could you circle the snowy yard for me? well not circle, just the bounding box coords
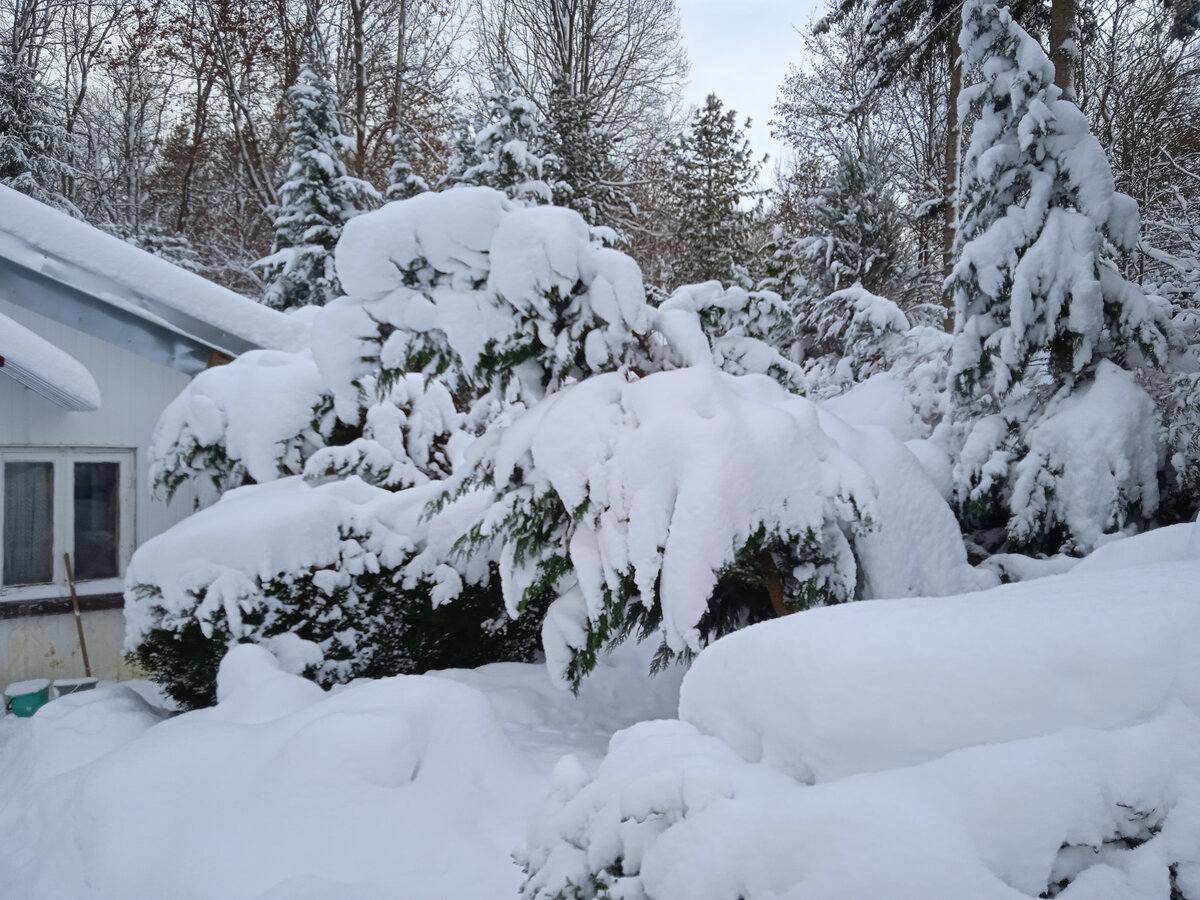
[2,527,1198,899]
[4,0,1200,896]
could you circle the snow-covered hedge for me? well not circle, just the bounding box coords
[125,477,543,707]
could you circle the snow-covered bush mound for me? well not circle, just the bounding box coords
[322,186,651,414]
[123,476,538,707]
[456,365,987,687]
[797,293,954,443]
[678,555,1200,782]
[522,550,1200,900]
[800,285,910,378]
[522,707,1200,900]
[651,281,805,389]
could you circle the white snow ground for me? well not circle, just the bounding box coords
[1,525,1196,900]
[0,641,684,900]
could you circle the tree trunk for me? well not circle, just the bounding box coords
[757,551,789,618]
[1050,0,1077,101]
[351,0,367,176]
[942,28,962,318]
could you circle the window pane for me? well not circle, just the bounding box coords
[74,462,119,580]
[4,462,54,585]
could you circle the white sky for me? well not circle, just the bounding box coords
[676,0,826,173]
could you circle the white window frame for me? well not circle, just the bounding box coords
[0,447,136,601]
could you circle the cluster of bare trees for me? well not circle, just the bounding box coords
[1,0,688,294]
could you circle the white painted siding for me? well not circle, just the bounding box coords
[0,610,139,685]
[0,296,200,686]
[0,295,198,548]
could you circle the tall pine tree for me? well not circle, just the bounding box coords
[668,94,760,286]
[0,49,68,209]
[949,0,1167,553]
[385,123,429,201]
[258,47,378,310]
[800,140,909,300]
[543,75,630,234]
[949,0,1163,406]
[458,72,551,206]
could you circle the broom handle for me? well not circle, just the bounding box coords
[63,553,92,678]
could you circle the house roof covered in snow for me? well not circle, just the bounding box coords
[0,309,101,410]
[0,186,307,374]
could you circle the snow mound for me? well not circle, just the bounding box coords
[0,649,543,899]
[0,641,683,900]
[1073,521,1198,574]
[522,707,1200,900]
[522,556,1200,900]
[678,559,1200,783]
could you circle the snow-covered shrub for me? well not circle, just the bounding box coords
[798,284,912,383]
[133,188,656,700]
[956,363,1164,556]
[521,553,1200,900]
[125,479,545,708]
[1005,362,1162,552]
[946,0,1168,554]
[650,281,805,390]
[149,350,334,505]
[1156,371,1200,523]
[450,366,985,689]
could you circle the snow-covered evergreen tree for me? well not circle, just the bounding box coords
[0,49,68,209]
[948,0,1168,554]
[385,123,429,201]
[800,140,910,300]
[543,75,629,233]
[457,72,551,205]
[668,94,760,287]
[257,47,378,310]
[437,115,484,190]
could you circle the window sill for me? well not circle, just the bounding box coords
[0,592,124,620]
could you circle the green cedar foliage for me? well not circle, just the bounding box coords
[668,94,761,287]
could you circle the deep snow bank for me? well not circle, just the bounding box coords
[0,642,682,900]
[522,536,1200,900]
[679,554,1200,783]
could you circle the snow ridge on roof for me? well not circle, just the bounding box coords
[0,186,307,355]
[0,309,101,410]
